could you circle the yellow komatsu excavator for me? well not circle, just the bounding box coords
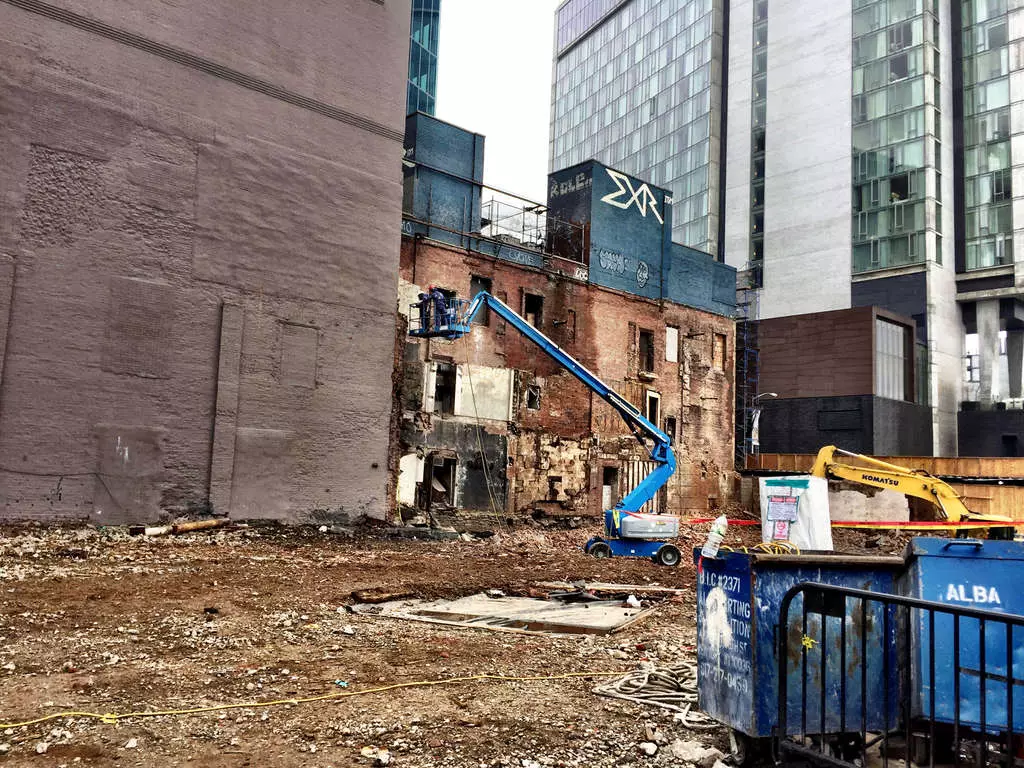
[810,445,1017,540]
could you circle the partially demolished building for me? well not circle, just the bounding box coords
[395,114,738,528]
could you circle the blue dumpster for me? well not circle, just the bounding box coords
[695,550,903,738]
[903,538,1024,733]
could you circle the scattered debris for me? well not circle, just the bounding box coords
[129,518,231,537]
[594,664,715,727]
[125,737,138,749]
[638,741,658,756]
[352,588,417,604]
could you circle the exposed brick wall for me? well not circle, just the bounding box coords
[0,1,409,523]
[398,237,736,523]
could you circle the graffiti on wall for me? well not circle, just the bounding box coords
[600,169,663,224]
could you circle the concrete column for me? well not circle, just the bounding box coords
[977,299,1001,405]
[1008,329,1024,399]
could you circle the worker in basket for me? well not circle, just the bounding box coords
[429,285,449,331]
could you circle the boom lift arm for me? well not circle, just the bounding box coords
[411,292,676,514]
[810,445,1015,538]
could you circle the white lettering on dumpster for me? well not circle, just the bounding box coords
[944,583,1001,605]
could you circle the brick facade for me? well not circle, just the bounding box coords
[396,237,736,526]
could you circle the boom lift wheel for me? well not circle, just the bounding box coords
[588,542,612,559]
[654,544,681,567]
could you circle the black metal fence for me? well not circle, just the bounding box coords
[776,583,1024,768]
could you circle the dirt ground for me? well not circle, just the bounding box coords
[0,521,905,767]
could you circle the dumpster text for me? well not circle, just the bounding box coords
[944,583,1001,605]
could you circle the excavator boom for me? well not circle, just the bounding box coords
[810,445,1015,538]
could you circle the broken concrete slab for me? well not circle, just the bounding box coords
[370,592,656,636]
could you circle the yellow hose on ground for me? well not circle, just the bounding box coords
[0,671,624,729]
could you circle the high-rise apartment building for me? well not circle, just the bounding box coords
[408,0,441,115]
[552,0,1024,457]
[550,0,726,254]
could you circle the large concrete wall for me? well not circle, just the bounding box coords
[0,0,409,523]
[760,0,852,318]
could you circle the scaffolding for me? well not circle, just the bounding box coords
[734,266,761,470]
[480,196,587,264]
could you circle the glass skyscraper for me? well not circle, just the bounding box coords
[408,0,440,116]
[550,0,724,254]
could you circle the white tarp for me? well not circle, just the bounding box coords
[759,475,833,551]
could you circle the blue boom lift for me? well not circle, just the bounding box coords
[410,291,683,566]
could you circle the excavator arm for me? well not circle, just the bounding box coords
[810,445,1015,538]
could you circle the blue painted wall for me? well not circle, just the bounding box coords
[403,116,736,318]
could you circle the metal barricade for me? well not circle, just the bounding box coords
[777,583,1024,768]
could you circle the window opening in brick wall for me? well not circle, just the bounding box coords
[434,362,456,415]
[524,293,544,329]
[645,390,660,425]
[470,275,491,325]
[601,466,619,510]
[639,329,655,373]
[547,475,562,501]
[713,333,727,370]
[423,454,457,510]
[526,384,541,410]
[665,416,677,442]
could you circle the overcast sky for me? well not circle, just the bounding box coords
[435,0,561,204]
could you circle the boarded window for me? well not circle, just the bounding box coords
[280,323,318,388]
[713,333,727,371]
[666,326,679,363]
[639,329,655,373]
[103,277,174,379]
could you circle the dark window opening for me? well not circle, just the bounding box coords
[646,391,660,425]
[993,169,1012,202]
[890,173,909,202]
[470,275,491,325]
[752,211,764,234]
[601,466,619,510]
[524,293,544,329]
[752,155,765,179]
[639,329,655,373]
[434,362,456,415]
[665,416,677,442]
[752,128,765,154]
[1002,434,1019,458]
[526,384,541,410]
[889,53,908,81]
[423,454,456,511]
[547,475,562,501]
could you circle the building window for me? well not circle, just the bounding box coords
[639,329,655,373]
[876,318,909,401]
[526,385,541,410]
[665,326,679,363]
[470,275,492,325]
[434,362,456,415]
[713,333,727,370]
[645,391,660,425]
[524,293,544,329]
[665,416,677,442]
